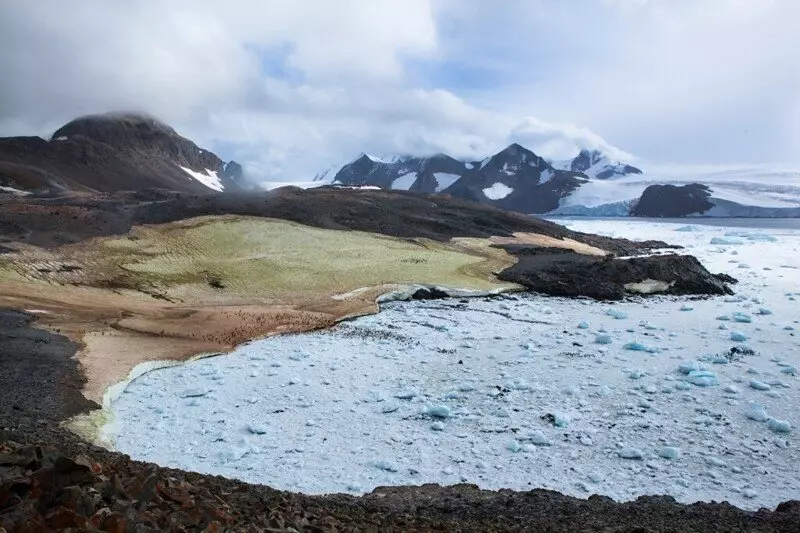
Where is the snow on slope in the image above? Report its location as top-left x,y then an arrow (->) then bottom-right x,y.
260,181 -> 329,191
392,172 -> 418,190
482,182 -> 514,200
112,220 -> 800,510
180,166 -> 225,192
434,173 -> 461,192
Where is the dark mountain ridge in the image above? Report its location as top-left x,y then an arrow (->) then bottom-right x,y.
0,113 -> 244,194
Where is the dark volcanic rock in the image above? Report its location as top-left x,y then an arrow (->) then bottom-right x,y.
631,183 -> 714,217
0,113 -> 244,194
498,251 -> 736,300
409,287 -> 451,300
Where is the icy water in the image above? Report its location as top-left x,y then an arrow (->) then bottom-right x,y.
548,216 -> 800,230
111,220 -> 800,510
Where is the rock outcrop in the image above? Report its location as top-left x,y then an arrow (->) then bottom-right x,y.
631,183 -> 714,217
497,250 -> 736,300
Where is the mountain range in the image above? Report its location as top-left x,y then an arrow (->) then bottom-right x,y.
322,145 -> 800,217
2,112 -> 798,217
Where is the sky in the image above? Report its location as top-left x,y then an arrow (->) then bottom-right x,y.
1,0 -> 799,182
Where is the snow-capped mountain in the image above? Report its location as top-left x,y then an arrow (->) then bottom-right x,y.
324,143 -> 588,213
551,149 -> 642,180
441,143 -> 588,213
318,145 -> 800,218
331,152 -> 469,193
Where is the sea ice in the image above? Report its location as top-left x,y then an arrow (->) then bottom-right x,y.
749,380 -> 771,391
618,447 -> 644,460
425,405 -> 452,418
687,370 -> 719,387
710,237 -> 744,245
658,447 -> 681,460
767,419 -> 791,433
730,332 -> 748,342
595,333 -> 612,344
525,430 -> 552,446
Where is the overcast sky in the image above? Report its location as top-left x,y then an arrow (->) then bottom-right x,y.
1,0 -> 798,181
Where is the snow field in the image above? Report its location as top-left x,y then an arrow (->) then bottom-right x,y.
112,220 -> 800,510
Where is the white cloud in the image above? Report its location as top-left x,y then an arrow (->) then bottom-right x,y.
509,118 -> 633,162
0,0 -> 798,183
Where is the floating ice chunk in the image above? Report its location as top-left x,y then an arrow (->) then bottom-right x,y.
553,413 -> 570,427
381,403 -> 400,414
424,405 -> 452,418
716,315 -> 731,321
628,370 -> 644,380
506,440 -> 523,453
658,447 -> 681,460
508,377 -> 531,390
247,423 -> 269,435
595,333 -> 612,345
675,381 -> 692,391
780,366 -> 797,376
623,341 -> 658,353
443,391 -> 461,400
577,320 -> 590,329
757,308 -> 772,315
431,421 -> 445,431
710,237 -> 743,245
526,430 -> 552,446
742,488 -> 758,499
732,313 -> 752,323
687,370 -> 718,387
746,403 -> 769,422
618,446 -> 644,459
730,332 -> 748,342
767,419 -> 791,433
606,309 -> 628,320
680,304 -> 694,312
181,388 -> 209,398
495,407 -> 511,418
598,385 -> 613,396
675,225 -> 701,232
395,389 -> 418,400
371,460 -> 398,472
678,361 -> 703,374
749,380 -> 771,391
724,385 -> 739,394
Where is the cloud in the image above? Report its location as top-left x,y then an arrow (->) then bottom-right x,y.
0,0 -> 798,183
509,118 -> 633,162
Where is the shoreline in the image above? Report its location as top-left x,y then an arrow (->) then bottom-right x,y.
72,283 -> 520,449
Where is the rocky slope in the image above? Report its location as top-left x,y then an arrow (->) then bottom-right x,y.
331,153 -> 471,192
0,113 -> 245,194
330,143 -> 589,214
